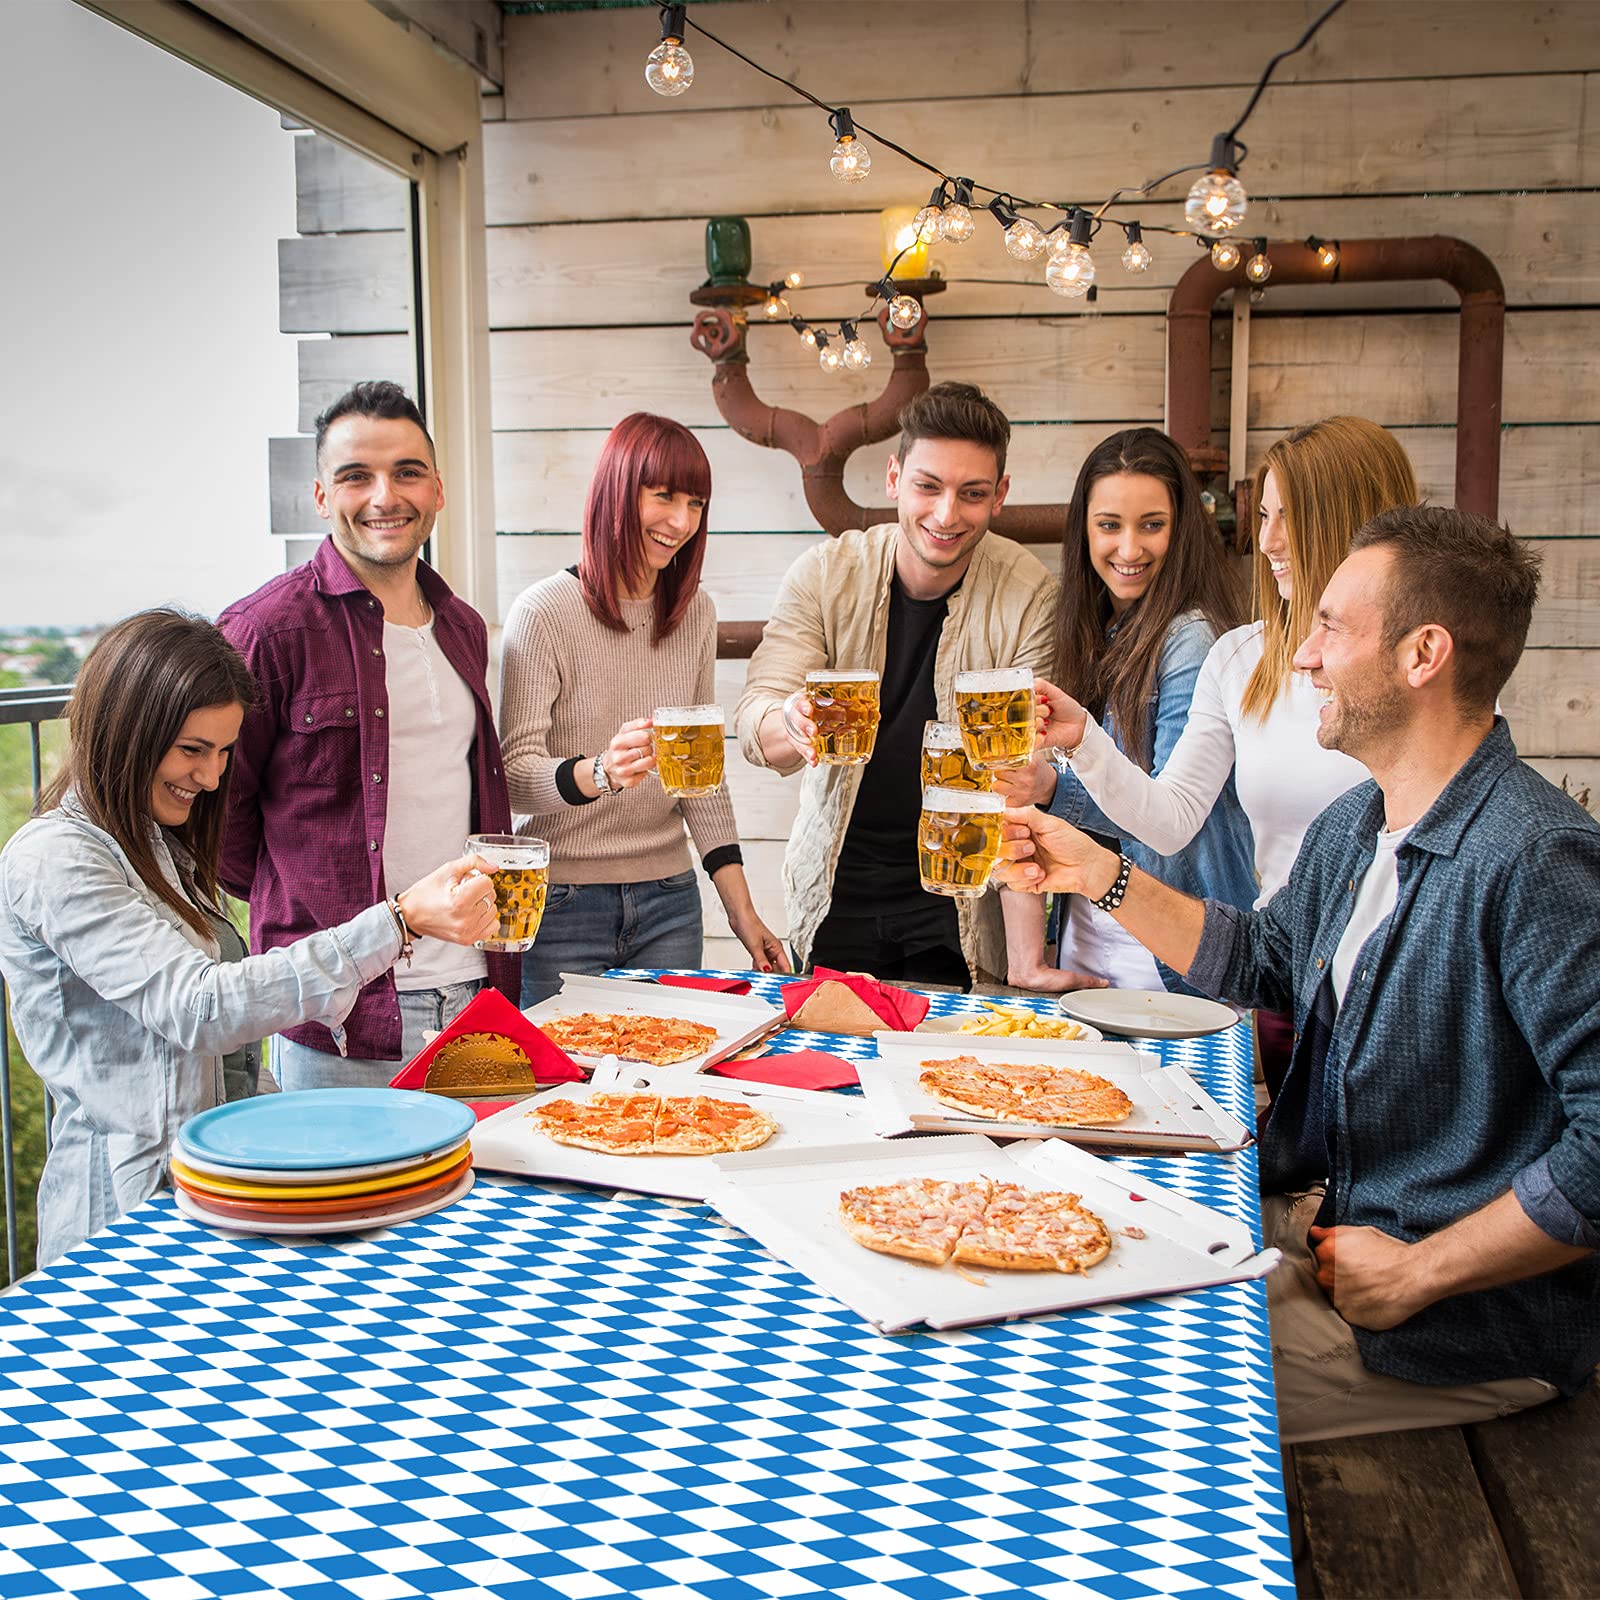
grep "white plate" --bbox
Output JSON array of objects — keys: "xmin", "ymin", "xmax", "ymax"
[
  {"xmin": 471, "ymin": 1063, "xmax": 874, "ymax": 1201},
  {"xmin": 1056, "ymin": 988, "xmax": 1240, "ymax": 1039},
  {"xmin": 524, "ymin": 972, "xmax": 783, "ymax": 1074},
  {"xmin": 172, "ymin": 1170, "xmax": 475, "ymax": 1235},
  {"xmin": 711, "ymin": 1135, "xmax": 1278, "ymax": 1334}
]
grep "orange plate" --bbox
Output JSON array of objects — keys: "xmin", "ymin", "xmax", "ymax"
[{"xmin": 171, "ymin": 1153, "xmax": 472, "ymax": 1218}]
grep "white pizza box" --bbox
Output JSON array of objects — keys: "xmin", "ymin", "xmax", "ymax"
[
  {"xmin": 470, "ymin": 1060, "xmax": 874, "ymax": 1201},
  {"xmin": 522, "ymin": 972, "xmax": 784, "ymax": 1074},
  {"xmin": 863, "ymin": 1030, "xmax": 1252, "ymax": 1152},
  {"xmin": 710, "ymin": 1134, "xmax": 1279, "ymax": 1334}
]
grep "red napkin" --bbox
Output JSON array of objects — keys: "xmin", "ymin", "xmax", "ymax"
[
  {"xmin": 708, "ymin": 1049, "xmax": 860, "ymax": 1091},
  {"xmin": 782, "ymin": 967, "xmax": 930, "ymax": 1032},
  {"xmin": 656, "ymin": 974, "xmax": 753, "ymax": 995},
  {"xmin": 389, "ymin": 986, "xmax": 585, "ymax": 1092}
]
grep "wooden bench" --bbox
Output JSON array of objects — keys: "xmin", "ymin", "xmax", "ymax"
[{"xmin": 1291, "ymin": 1382, "xmax": 1600, "ymax": 1597}]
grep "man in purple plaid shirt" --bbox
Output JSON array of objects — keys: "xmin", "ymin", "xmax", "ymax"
[{"xmin": 219, "ymin": 382, "xmax": 518, "ymax": 1089}]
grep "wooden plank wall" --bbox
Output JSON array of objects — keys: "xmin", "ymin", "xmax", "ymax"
[{"xmin": 273, "ymin": 0, "xmax": 1600, "ymax": 967}]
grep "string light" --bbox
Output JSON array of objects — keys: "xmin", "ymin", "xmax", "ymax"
[
  {"xmin": 828, "ymin": 108, "xmax": 871, "ymax": 183},
  {"xmin": 888, "ymin": 293, "xmax": 923, "ymax": 330},
  {"xmin": 784, "ymin": 270, "xmax": 804, "ymax": 290},
  {"xmin": 645, "ymin": 4, "xmax": 694, "ymax": 96},
  {"xmin": 911, "ymin": 181, "xmax": 946, "ymax": 245},
  {"xmin": 938, "ymin": 178, "xmax": 976, "ymax": 245},
  {"xmin": 792, "ymin": 316, "xmax": 818, "ymax": 348},
  {"xmin": 1245, "ymin": 239, "xmax": 1272, "ymax": 282},
  {"xmin": 760, "ymin": 286, "xmax": 790, "ymax": 319},
  {"xmin": 816, "ymin": 331, "xmax": 844, "ymax": 373},
  {"xmin": 1185, "ymin": 133, "xmax": 1249, "ymax": 236},
  {"xmin": 1044, "ymin": 209, "xmax": 1096, "ymax": 297},
  {"xmin": 841, "ymin": 320, "xmax": 872, "ymax": 371},
  {"xmin": 1120, "ymin": 220, "xmax": 1152, "ymax": 274},
  {"xmin": 1310, "ymin": 235, "xmax": 1341, "ymax": 269},
  {"xmin": 990, "ymin": 198, "xmax": 1047, "ymax": 261},
  {"xmin": 1210, "ymin": 237, "xmax": 1242, "ymax": 271}
]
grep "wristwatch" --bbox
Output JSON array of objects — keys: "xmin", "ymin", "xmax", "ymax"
[{"xmin": 591, "ymin": 752, "xmax": 616, "ymax": 796}]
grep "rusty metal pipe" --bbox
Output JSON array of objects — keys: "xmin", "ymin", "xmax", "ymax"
[{"xmin": 1167, "ymin": 237, "xmax": 1505, "ymax": 517}]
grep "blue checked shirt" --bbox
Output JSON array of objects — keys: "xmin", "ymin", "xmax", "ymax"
[{"xmin": 1189, "ymin": 719, "xmax": 1600, "ymax": 1393}]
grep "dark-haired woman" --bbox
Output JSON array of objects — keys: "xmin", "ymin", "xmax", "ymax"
[
  {"xmin": 0, "ymin": 610, "xmax": 500, "ymax": 1266},
  {"xmin": 499, "ymin": 413, "xmax": 787, "ymax": 1005},
  {"xmin": 996, "ymin": 429, "xmax": 1256, "ymax": 990}
]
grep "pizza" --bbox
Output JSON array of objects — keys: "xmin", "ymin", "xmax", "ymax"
[
  {"xmin": 530, "ymin": 1092, "xmax": 776, "ymax": 1156},
  {"xmin": 839, "ymin": 1177, "xmax": 1113, "ymax": 1274},
  {"xmin": 917, "ymin": 1054, "xmax": 1134, "ymax": 1127},
  {"xmin": 535, "ymin": 1011, "xmax": 720, "ymax": 1066}
]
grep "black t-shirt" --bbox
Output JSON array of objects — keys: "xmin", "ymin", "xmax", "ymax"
[{"xmin": 832, "ymin": 573, "xmax": 959, "ymax": 910}]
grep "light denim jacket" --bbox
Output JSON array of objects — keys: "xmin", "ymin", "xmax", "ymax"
[
  {"xmin": 0, "ymin": 793, "xmax": 400, "ymax": 1266},
  {"xmin": 1049, "ymin": 613, "xmax": 1257, "ymax": 985}
]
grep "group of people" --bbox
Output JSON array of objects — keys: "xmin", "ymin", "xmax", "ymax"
[{"xmin": 0, "ymin": 375, "xmax": 1594, "ymax": 1453}]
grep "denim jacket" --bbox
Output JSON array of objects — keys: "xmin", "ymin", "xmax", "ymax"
[
  {"xmin": 1049, "ymin": 613, "xmax": 1257, "ymax": 988},
  {"xmin": 0, "ymin": 793, "xmax": 400, "ymax": 1266},
  {"xmin": 1189, "ymin": 720, "xmax": 1600, "ymax": 1393}
]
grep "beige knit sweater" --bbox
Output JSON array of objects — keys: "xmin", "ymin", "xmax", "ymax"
[{"xmin": 498, "ymin": 570, "xmax": 740, "ymax": 883}]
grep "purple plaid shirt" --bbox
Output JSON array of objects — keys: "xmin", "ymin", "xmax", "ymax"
[{"xmin": 219, "ymin": 538, "xmax": 517, "ymax": 1058}]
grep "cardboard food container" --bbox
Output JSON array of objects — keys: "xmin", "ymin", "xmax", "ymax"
[{"xmin": 710, "ymin": 1134, "xmax": 1279, "ymax": 1334}]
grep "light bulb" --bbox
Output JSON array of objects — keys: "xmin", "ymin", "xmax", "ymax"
[
  {"xmin": 939, "ymin": 202, "xmax": 974, "ymax": 244},
  {"xmin": 843, "ymin": 337, "xmax": 871, "ymax": 372},
  {"xmin": 1245, "ymin": 249, "xmax": 1272, "ymax": 283},
  {"xmin": 1046, "ymin": 225, "xmax": 1076, "ymax": 258},
  {"xmin": 1185, "ymin": 168, "xmax": 1247, "ymax": 236},
  {"xmin": 1121, "ymin": 238, "xmax": 1153, "ymax": 273},
  {"xmin": 1045, "ymin": 245, "xmax": 1095, "ymax": 297},
  {"xmin": 799, "ymin": 326, "xmax": 818, "ymax": 348},
  {"xmin": 819, "ymin": 342, "xmax": 844, "ymax": 373},
  {"xmin": 1210, "ymin": 238, "xmax": 1242, "ymax": 271},
  {"xmin": 1316, "ymin": 239, "xmax": 1340, "ymax": 269},
  {"xmin": 888, "ymin": 294, "xmax": 923, "ymax": 330},
  {"xmin": 644, "ymin": 39, "xmax": 694, "ymax": 97},
  {"xmin": 784, "ymin": 270, "xmax": 804, "ymax": 289},
  {"xmin": 830, "ymin": 135, "xmax": 871, "ymax": 183},
  {"xmin": 1003, "ymin": 216, "xmax": 1046, "ymax": 261},
  {"xmin": 911, "ymin": 204, "xmax": 942, "ymax": 244},
  {"xmin": 761, "ymin": 294, "xmax": 790, "ymax": 320}
]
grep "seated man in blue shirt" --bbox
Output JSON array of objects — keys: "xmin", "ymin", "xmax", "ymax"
[{"xmin": 995, "ymin": 504, "xmax": 1598, "ymax": 1443}]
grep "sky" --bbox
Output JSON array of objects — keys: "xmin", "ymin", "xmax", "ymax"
[{"xmin": 0, "ymin": 0, "xmax": 302, "ymax": 628}]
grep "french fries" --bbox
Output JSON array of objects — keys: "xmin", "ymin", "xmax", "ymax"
[{"xmin": 955, "ymin": 1001, "xmax": 1091, "ymax": 1041}]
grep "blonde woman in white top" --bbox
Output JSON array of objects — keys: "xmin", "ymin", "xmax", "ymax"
[{"xmin": 1035, "ymin": 417, "xmax": 1419, "ymax": 1083}]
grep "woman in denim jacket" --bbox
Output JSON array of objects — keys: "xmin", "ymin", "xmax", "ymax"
[
  {"xmin": 0, "ymin": 610, "xmax": 500, "ymax": 1267},
  {"xmin": 998, "ymin": 429, "xmax": 1255, "ymax": 990}
]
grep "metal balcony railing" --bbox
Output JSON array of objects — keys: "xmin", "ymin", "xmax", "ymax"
[{"xmin": 1, "ymin": 685, "xmax": 71, "ymax": 1284}]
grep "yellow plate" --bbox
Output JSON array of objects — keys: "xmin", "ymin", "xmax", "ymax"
[{"xmin": 170, "ymin": 1140, "xmax": 470, "ymax": 1200}]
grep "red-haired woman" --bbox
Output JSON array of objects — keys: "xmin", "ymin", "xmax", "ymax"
[{"xmin": 499, "ymin": 413, "xmax": 788, "ymax": 1004}]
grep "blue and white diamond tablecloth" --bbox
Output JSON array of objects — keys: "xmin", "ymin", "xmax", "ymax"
[{"xmin": 0, "ymin": 974, "xmax": 1293, "ymax": 1600}]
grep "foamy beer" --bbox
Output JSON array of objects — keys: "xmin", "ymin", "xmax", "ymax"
[
  {"xmin": 805, "ymin": 668, "xmax": 881, "ymax": 766},
  {"xmin": 465, "ymin": 833, "xmax": 549, "ymax": 953},
  {"xmin": 921, "ymin": 720, "xmax": 991, "ymax": 792},
  {"xmin": 652, "ymin": 704, "xmax": 726, "ymax": 798},
  {"xmin": 954, "ymin": 666, "xmax": 1036, "ymax": 771},
  {"xmin": 917, "ymin": 787, "xmax": 1005, "ymax": 898}
]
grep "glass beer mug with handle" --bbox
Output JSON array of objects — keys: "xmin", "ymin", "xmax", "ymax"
[
  {"xmin": 805, "ymin": 668, "xmax": 881, "ymax": 766},
  {"xmin": 921, "ymin": 720, "xmax": 991, "ymax": 792},
  {"xmin": 465, "ymin": 834, "xmax": 550, "ymax": 952},
  {"xmin": 917, "ymin": 787, "xmax": 1006, "ymax": 898},
  {"xmin": 652, "ymin": 704, "xmax": 726, "ymax": 798},
  {"xmin": 953, "ymin": 666, "xmax": 1036, "ymax": 771}
]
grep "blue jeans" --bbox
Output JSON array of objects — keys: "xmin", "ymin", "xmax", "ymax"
[
  {"xmin": 521, "ymin": 871, "xmax": 703, "ymax": 1008},
  {"xmin": 272, "ymin": 979, "xmax": 484, "ymax": 1092}
]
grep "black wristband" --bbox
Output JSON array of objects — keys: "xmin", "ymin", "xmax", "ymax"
[
  {"xmin": 1091, "ymin": 852, "xmax": 1133, "ymax": 912},
  {"xmin": 701, "ymin": 844, "xmax": 744, "ymax": 878},
  {"xmin": 554, "ymin": 756, "xmax": 599, "ymax": 806}
]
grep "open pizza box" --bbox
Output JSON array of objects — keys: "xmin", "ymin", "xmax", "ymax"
[
  {"xmin": 862, "ymin": 1030, "xmax": 1252, "ymax": 1153},
  {"xmin": 709, "ymin": 1134, "xmax": 1279, "ymax": 1334},
  {"xmin": 522, "ymin": 972, "xmax": 784, "ymax": 1075},
  {"xmin": 470, "ymin": 1059, "xmax": 876, "ymax": 1201}
]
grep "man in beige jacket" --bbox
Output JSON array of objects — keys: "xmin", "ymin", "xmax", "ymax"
[{"xmin": 736, "ymin": 383, "xmax": 1059, "ymax": 984}]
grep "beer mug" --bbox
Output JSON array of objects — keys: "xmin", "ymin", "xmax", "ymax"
[
  {"xmin": 921, "ymin": 720, "xmax": 991, "ymax": 792},
  {"xmin": 465, "ymin": 833, "xmax": 549, "ymax": 952},
  {"xmin": 953, "ymin": 666, "xmax": 1036, "ymax": 771},
  {"xmin": 805, "ymin": 668, "xmax": 881, "ymax": 766},
  {"xmin": 917, "ymin": 787, "xmax": 1005, "ymax": 898},
  {"xmin": 652, "ymin": 704, "xmax": 726, "ymax": 798}
]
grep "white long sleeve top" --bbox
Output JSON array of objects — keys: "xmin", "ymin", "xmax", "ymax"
[{"xmin": 1066, "ymin": 622, "xmax": 1370, "ymax": 906}]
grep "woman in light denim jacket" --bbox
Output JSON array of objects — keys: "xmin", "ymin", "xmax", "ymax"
[
  {"xmin": 0, "ymin": 611, "xmax": 501, "ymax": 1268},
  {"xmin": 998, "ymin": 429, "xmax": 1255, "ymax": 991}
]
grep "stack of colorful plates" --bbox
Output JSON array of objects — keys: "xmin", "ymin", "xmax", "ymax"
[{"xmin": 171, "ymin": 1089, "xmax": 476, "ymax": 1236}]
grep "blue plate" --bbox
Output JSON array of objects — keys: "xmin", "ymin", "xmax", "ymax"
[{"xmin": 178, "ymin": 1090, "xmax": 475, "ymax": 1172}]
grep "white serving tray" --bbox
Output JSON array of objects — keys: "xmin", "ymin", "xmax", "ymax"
[
  {"xmin": 710, "ymin": 1134, "xmax": 1278, "ymax": 1334},
  {"xmin": 863, "ymin": 1030, "xmax": 1252, "ymax": 1152},
  {"xmin": 470, "ymin": 1060, "xmax": 874, "ymax": 1201},
  {"xmin": 522, "ymin": 972, "xmax": 784, "ymax": 1074}
]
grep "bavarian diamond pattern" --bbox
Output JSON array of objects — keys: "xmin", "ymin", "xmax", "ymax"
[{"xmin": 0, "ymin": 972, "xmax": 1292, "ymax": 1600}]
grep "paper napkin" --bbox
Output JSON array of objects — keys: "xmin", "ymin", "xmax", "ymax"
[
  {"xmin": 390, "ymin": 985, "xmax": 585, "ymax": 1094},
  {"xmin": 782, "ymin": 967, "xmax": 931, "ymax": 1035},
  {"xmin": 656, "ymin": 974, "xmax": 754, "ymax": 995},
  {"xmin": 708, "ymin": 1050, "xmax": 860, "ymax": 1090}
]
